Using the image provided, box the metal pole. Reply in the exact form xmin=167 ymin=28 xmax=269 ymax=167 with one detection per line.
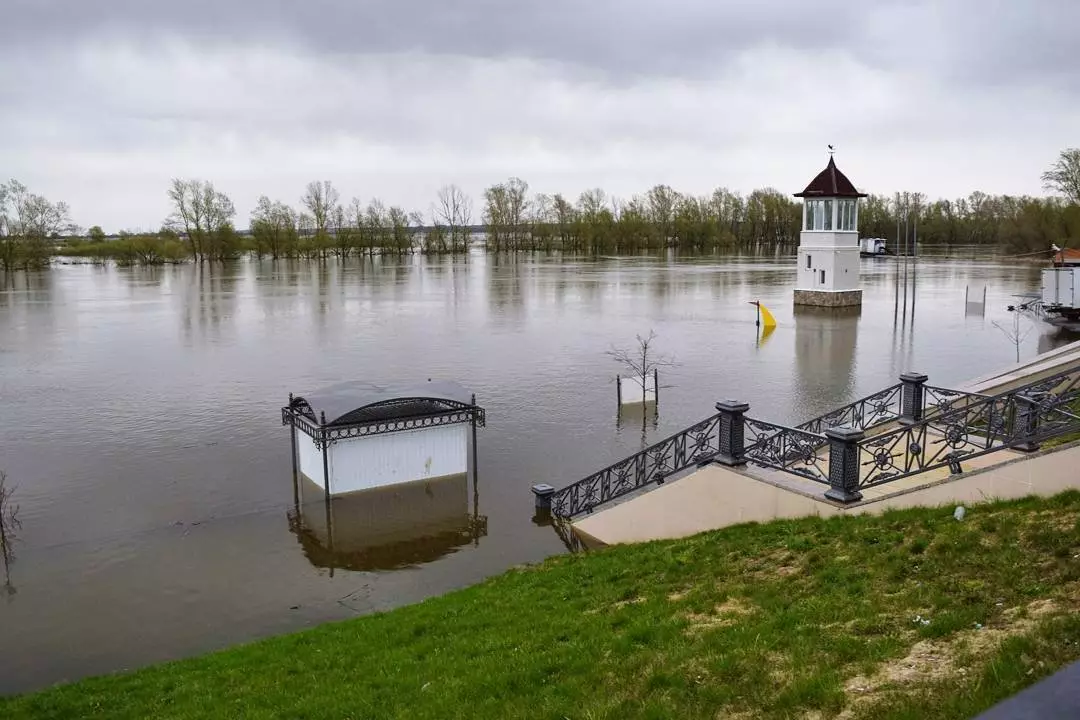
xmin=470 ymin=393 xmax=480 ymax=544
xmin=902 ymin=197 xmax=909 ymax=310
xmin=894 ymin=194 xmax=900 ymax=319
xmin=319 ymin=411 xmax=333 ymax=576
xmin=289 ymin=394 xmax=299 ymax=511
xmin=911 ymin=201 xmax=918 ymax=317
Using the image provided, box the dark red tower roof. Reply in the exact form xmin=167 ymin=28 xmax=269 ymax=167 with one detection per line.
xmin=794 ymin=157 xmax=867 ymax=198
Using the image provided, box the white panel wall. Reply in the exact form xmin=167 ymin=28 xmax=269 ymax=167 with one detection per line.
xmin=327 ymin=423 xmax=470 ymax=495
xmin=297 ymin=431 xmax=325 ymax=488
xmin=798 ymin=229 xmax=860 ymax=292
xmin=619 ymin=373 xmax=657 ymax=405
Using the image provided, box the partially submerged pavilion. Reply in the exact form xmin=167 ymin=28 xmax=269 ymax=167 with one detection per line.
xmin=282 ymin=380 xmax=485 ymax=495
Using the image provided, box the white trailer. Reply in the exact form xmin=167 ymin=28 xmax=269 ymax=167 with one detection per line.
xmin=1042 ymin=267 xmax=1080 ymax=311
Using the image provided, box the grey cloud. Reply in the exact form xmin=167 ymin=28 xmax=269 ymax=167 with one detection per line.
xmin=7 ymin=1 xmax=1079 ymax=91
xmin=3 ymin=1 xmax=889 ymax=77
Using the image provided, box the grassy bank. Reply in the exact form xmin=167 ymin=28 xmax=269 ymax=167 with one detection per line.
xmin=5 ymin=494 xmax=1080 ymax=719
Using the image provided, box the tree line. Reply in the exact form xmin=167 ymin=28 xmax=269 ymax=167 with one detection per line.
xmin=3 ymin=148 xmax=1078 ymax=269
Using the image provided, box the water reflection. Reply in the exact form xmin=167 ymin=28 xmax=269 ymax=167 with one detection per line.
xmin=178 ymin=262 xmax=241 ymax=343
xmin=793 ymin=305 xmax=860 ymax=419
xmin=0 ymin=472 xmax=20 ymax=600
xmin=288 ymin=473 xmax=487 ymax=573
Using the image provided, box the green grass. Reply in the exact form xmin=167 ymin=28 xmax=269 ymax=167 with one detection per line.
xmin=5 ymin=494 xmax=1080 ymax=719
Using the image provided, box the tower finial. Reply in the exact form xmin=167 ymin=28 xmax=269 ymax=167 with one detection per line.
xmin=828 ymin=144 xmax=835 ymax=157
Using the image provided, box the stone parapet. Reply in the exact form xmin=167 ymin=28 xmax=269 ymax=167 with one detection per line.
xmin=794 ymin=289 xmax=863 ymax=308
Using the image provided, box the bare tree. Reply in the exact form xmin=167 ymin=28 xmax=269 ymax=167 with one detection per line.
xmin=993 ymin=312 xmax=1035 ymax=364
xmin=505 ymin=177 xmax=530 ymax=246
xmin=301 ymin=181 xmax=340 ymax=259
xmin=436 ymin=184 xmax=473 ymax=253
xmin=0 ymin=471 xmax=20 ymax=597
xmin=166 ymin=179 xmax=235 ymax=262
xmin=607 ymin=330 xmax=676 ymax=405
xmin=1042 ymin=148 xmax=1080 ymax=205
xmin=0 ymin=180 xmax=71 ymax=270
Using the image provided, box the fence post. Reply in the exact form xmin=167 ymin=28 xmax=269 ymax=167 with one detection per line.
xmin=899 ymin=372 xmax=929 ymax=425
xmin=715 ymin=400 xmax=750 ymax=466
xmin=531 ymin=483 xmax=556 ymax=513
xmin=824 ymin=426 xmax=865 ymax=503
xmin=1013 ymin=394 xmax=1041 ymax=452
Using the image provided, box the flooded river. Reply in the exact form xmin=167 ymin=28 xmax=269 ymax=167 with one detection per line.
xmin=0 ymin=251 xmax=1073 ymax=693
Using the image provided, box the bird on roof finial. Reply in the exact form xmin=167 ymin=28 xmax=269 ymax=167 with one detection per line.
xmin=828 ymin=144 xmax=835 ymax=157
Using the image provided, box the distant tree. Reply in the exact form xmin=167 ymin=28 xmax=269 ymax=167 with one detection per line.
xmin=436 ymin=184 xmax=473 ymax=253
xmin=250 ymin=196 xmax=298 ymax=259
xmin=387 ymin=206 xmax=414 ymax=254
xmin=1042 ymin=148 xmax=1080 ymax=205
xmin=301 ymin=181 xmax=340 ymax=259
xmin=483 ymin=183 xmax=510 ymax=251
xmin=0 ymin=180 xmax=71 ymax=270
xmin=505 ymin=177 xmax=529 ymax=246
xmin=166 ymin=179 xmax=235 ymax=262
xmin=646 ymin=185 xmax=678 ymax=245
xmin=88 ymin=225 xmax=106 ymax=243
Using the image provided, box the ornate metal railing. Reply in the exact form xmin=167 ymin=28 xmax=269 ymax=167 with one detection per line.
xmin=743 ymin=419 xmax=830 ymax=485
xmin=538 ymin=363 xmax=1080 ymax=519
xmin=924 ymin=385 xmax=987 ymax=414
xmin=796 ymin=384 xmax=903 ymax=435
xmin=853 ymin=366 xmax=1080 ymax=491
xmin=548 ymin=413 xmax=722 ymax=517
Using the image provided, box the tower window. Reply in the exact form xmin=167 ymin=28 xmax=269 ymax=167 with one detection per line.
xmin=806 ymin=254 xmax=812 ymax=269
xmin=820 ymin=270 xmax=826 ymax=284
xmin=838 ymin=200 xmax=857 ymax=231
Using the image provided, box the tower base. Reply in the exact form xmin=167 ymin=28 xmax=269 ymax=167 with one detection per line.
xmin=794 ymin=289 xmax=862 ymax=308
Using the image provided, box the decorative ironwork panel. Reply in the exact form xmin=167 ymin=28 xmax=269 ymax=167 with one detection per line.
xmin=857 ymin=366 xmax=1080 ymax=489
xmin=796 ymin=384 xmax=903 ymax=435
xmin=550 ymin=413 xmax=721 ymax=517
xmin=743 ymin=419 xmax=830 ymax=485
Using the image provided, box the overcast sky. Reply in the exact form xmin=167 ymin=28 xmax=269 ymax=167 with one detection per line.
xmin=3 ymin=0 xmax=1078 ymax=232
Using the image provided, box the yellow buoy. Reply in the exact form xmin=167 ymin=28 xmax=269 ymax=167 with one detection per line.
xmin=748 ymin=300 xmax=778 ymax=330
xmin=758 ymin=303 xmax=777 ymax=330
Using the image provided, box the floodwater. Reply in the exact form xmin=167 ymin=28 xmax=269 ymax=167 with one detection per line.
xmin=0 ymin=251 xmax=1074 ymax=694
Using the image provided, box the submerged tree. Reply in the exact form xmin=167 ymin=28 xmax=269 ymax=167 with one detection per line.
xmin=436 ymin=184 xmax=474 ymax=253
xmin=993 ymin=311 xmax=1035 ymax=364
xmin=301 ymin=180 xmax=341 ymax=259
xmin=166 ymin=179 xmax=236 ymax=262
xmin=0 ymin=180 xmax=71 ymax=271
xmin=250 ymin=196 xmax=299 ymax=259
xmin=607 ymin=330 xmax=676 ymax=406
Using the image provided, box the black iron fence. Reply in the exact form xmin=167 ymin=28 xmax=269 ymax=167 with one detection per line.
xmin=545 ymin=413 xmax=722 ymax=517
xmin=840 ymin=366 xmax=1080 ymax=497
xmin=796 ymin=383 xmax=903 ymax=435
xmin=538 ymin=363 xmax=1080 ymax=519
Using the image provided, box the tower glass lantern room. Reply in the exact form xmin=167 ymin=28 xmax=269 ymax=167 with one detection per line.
xmin=796 ymin=156 xmax=866 ymax=233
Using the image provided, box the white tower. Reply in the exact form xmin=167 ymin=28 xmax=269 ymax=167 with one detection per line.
xmin=793 ymin=156 xmax=865 ymax=308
